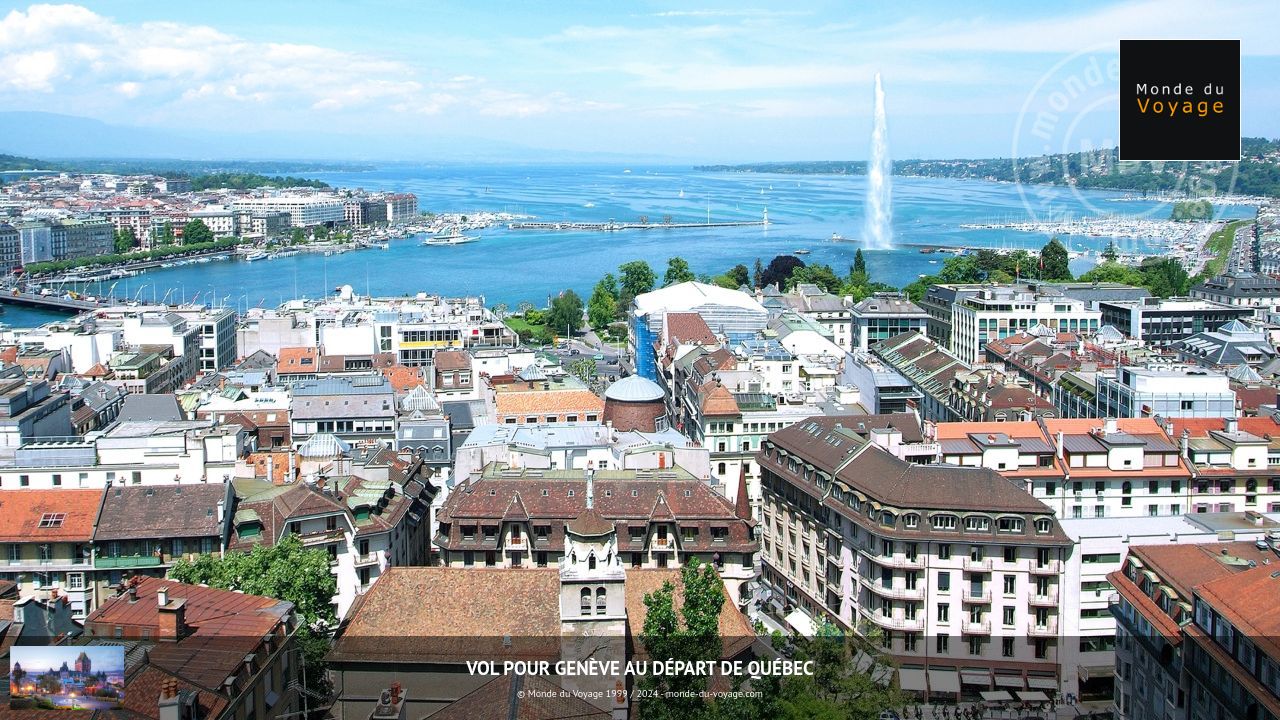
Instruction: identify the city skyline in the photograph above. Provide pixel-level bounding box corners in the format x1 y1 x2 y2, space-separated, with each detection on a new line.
1 1 1278 161
9 646 123 675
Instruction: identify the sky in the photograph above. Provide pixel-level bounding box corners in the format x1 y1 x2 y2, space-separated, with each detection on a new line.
0 1 1278 162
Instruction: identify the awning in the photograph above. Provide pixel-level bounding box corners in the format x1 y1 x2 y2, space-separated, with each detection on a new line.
785 609 816 638
1017 690 1050 702
928 668 961 694
898 667 928 692
960 670 990 685
994 674 1023 688
1026 677 1059 690
980 690 1013 702
1078 664 1115 681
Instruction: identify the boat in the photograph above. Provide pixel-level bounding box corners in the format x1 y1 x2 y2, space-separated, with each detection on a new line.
243 250 268 262
424 229 479 246
583 202 596 208
794 249 811 255
831 233 846 241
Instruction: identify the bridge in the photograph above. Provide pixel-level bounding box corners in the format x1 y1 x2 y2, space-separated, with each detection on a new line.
0 289 104 313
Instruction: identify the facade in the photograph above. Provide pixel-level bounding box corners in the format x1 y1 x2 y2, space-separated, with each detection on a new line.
290 376 397 445
0 365 74 463
1099 297 1252 346
15 217 113 264
951 285 1101 364
1094 366 1238 419
850 293 929 352
1108 541 1280 720
384 193 419 223
230 195 345 227
0 488 100 617
759 416 1074 698
871 331 970 422
775 284 855 351
1170 416 1280 515
433 464 758 606
1191 270 1280 317
187 207 240 237
0 222 20 272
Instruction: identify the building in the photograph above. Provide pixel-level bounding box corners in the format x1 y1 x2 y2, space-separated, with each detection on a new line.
431 349 474 398
1108 541 1280 720
82 576 300 720
0 365 74 463
0 488 100 616
228 443 436 618
1098 297 1252 346
242 210 291 239
91 483 231 606
290 376 397 446
94 206 154 246
0 222 21 272
850 293 929 352
384 193 418 223
230 195 345 227
433 463 758 605
327 563 755 720
15 217 113 264
630 282 768 381
1174 319 1278 371
1093 365 1238 419
602 375 667 432
758 416 1074 698
774 284 855 351
1191 270 1280 317
1169 416 1280 514
187 207 240 238
950 285 1101 364
839 351 924 415
871 331 970 422
488 369 604 426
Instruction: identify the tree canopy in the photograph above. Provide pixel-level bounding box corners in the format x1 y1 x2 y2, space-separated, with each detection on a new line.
546 289 585 336
588 274 620 329
758 255 806 290
664 256 696 286
1039 238 1072 281
181 218 214 246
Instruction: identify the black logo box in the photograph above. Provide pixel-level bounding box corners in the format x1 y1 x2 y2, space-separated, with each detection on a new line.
1119 39 1240 162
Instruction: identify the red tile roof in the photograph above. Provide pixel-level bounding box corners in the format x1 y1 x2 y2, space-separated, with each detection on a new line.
380 365 424 393
0 489 101 542
433 349 472 371
276 347 317 374
665 312 718 346
1169 416 1280 438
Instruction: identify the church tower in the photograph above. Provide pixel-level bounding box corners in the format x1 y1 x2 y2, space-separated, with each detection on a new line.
558 466 628 720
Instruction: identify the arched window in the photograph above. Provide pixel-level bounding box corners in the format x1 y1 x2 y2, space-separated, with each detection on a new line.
1247 479 1258 492
1122 482 1132 494
580 588 591 616
596 588 607 615
588 554 597 571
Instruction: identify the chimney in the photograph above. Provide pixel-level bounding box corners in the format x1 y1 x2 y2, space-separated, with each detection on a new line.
157 586 168 607
585 463 595 510
1225 417 1239 434
1180 429 1190 459
128 585 138 603
216 498 225 524
158 593 187 642
1103 417 1118 435
370 683 408 720
1055 430 1064 460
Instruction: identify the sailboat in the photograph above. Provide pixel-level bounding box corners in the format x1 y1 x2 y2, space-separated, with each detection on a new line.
679 189 685 198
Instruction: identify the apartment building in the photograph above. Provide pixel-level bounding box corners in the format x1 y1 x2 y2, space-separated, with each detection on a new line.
1098 297 1252 346
230 195 344 227
83 577 300 720
0 489 100 617
433 464 759 605
773 283 855 351
0 222 21 272
0 365 74 462
850 293 929 352
1109 541 1280 720
289 376 397 446
950 285 1101 364
1092 366 1238 419
384 193 419 223
1191 270 1280 317
872 331 970 422
1169 416 1280 514
759 416 1073 698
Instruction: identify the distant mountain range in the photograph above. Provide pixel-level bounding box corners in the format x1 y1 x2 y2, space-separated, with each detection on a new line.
0 111 676 166
696 138 1280 197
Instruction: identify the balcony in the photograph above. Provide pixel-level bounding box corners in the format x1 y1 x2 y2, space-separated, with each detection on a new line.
963 557 993 571
861 548 924 569
5 558 93 570
963 588 992 603
868 613 924 631
962 619 992 634
651 537 675 552
1028 618 1059 636
353 552 381 567
864 579 925 601
299 529 346 547
1029 560 1062 575
1029 593 1059 607
506 536 527 550
95 555 164 569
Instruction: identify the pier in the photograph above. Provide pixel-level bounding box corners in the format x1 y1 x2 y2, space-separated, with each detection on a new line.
508 213 769 233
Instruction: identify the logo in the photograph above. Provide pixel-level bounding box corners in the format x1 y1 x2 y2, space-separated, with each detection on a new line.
1120 40 1240 161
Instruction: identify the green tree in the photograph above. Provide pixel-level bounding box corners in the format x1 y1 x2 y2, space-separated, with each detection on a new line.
752 258 764 288
1102 240 1119 262
492 302 509 319
766 623 908 720
158 222 176 246
725 264 750 288
1140 257 1191 297
664 256 696 286
789 263 842 293
113 228 136 254
169 534 337 702
546 289 585 337
313 225 330 241
567 357 597 385
588 275 619 329
637 558 724 720
290 227 306 245
759 255 806 289
619 260 657 298
1039 238 1072 280
182 219 214 246
853 249 867 276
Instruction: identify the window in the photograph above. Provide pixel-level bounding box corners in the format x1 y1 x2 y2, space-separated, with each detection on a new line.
937 603 950 622
936 635 949 655
51 474 61 487
580 588 592 616
596 588 608 615
19 474 29 487
938 543 951 560
1003 607 1015 626
485 551 496 567
996 517 1024 533
1003 546 1017 563
1035 518 1051 534
1002 575 1016 595
1002 637 1015 657
37 513 65 529
937 572 950 592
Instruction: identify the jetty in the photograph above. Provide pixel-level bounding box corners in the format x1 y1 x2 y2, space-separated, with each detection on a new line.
508 211 770 233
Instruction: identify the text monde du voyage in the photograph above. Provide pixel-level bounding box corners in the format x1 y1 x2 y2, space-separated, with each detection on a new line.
1134 82 1228 118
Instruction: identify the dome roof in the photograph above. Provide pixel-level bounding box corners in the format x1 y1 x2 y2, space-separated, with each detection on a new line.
298 433 351 459
604 375 664 402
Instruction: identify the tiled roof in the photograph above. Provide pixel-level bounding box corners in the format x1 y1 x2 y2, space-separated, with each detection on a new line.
380 364 425 393
0 489 101 542
665 312 718 346
495 390 604 417
1195 564 1280 660
276 346 317 374
95 484 226 541
698 382 739 416
433 349 472 371
625 569 755 661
